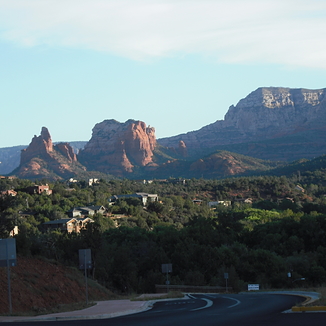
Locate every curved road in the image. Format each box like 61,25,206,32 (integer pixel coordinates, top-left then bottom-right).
4,293,325,326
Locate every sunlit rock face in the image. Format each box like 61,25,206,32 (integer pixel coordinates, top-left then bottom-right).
21,127,53,164
17,127,84,180
79,119,157,175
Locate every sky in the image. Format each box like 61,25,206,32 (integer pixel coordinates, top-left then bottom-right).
1,0,326,148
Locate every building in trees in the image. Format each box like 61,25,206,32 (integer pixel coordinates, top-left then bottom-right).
109,193,158,206
42,217,94,233
25,184,53,195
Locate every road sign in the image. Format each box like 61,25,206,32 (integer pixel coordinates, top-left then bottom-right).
0,238,16,314
79,249,92,269
248,284,260,291
162,264,172,273
0,238,16,267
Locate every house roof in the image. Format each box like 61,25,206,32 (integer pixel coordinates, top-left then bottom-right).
69,206,106,213
110,193,157,201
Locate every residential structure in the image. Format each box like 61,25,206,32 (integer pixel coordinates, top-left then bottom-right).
295,185,305,193
109,193,158,206
234,198,253,204
68,205,107,218
9,226,19,237
0,189,17,197
43,217,93,233
88,178,99,186
208,201,232,207
25,184,53,195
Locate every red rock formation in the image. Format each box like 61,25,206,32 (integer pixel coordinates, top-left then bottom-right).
21,127,53,165
55,143,77,162
16,127,86,180
189,154,246,175
178,140,188,157
79,119,157,175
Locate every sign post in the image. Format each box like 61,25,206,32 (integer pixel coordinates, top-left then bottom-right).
162,264,172,293
79,249,92,305
224,273,229,293
0,238,17,315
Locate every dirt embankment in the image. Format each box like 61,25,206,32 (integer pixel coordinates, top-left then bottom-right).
0,256,115,315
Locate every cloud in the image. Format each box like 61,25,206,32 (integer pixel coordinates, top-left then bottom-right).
0,0,326,68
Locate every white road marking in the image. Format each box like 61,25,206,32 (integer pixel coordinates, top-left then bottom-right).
187,294,196,299
222,296,241,308
191,298,213,311
205,294,217,298
165,301,195,306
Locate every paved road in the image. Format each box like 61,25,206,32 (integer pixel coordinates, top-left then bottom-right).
3,292,325,326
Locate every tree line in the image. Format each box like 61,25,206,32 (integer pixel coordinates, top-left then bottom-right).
0,169,326,293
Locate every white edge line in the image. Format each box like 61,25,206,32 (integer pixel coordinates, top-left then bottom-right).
188,294,196,299
222,296,241,308
191,298,213,311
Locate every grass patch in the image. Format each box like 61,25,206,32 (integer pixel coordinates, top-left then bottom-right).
305,287,326,306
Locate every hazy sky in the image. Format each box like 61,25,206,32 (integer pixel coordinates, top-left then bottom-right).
1,0,326,148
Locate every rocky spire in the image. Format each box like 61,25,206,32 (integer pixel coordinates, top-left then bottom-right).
20,127,53,165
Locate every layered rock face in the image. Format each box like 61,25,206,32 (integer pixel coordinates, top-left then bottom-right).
78,119,157,175
158,87,326,161
224,87,326,133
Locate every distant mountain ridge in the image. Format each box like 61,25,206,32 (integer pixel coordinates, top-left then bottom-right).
2,86,326,179
158,87,326,161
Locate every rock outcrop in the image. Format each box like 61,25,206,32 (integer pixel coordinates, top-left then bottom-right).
15,127,85,180
78,119,157,175
223,87,326,134
158,87,326,161
55,143,77,162
20,127,53,165
178,141,188,157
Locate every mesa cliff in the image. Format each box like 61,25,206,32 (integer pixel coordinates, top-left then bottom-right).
158,87,326,161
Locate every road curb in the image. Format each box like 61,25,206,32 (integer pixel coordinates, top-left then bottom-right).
292,306,326,312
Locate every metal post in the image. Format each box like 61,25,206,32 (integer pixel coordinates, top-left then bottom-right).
84,252,88,305
224,273,229,293
6,241,12,315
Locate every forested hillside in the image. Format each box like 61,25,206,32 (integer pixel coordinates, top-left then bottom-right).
1,162,326,295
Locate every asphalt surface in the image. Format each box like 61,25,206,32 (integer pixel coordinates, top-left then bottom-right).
0,291,323,323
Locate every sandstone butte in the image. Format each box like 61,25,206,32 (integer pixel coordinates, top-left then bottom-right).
78,119,158,175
